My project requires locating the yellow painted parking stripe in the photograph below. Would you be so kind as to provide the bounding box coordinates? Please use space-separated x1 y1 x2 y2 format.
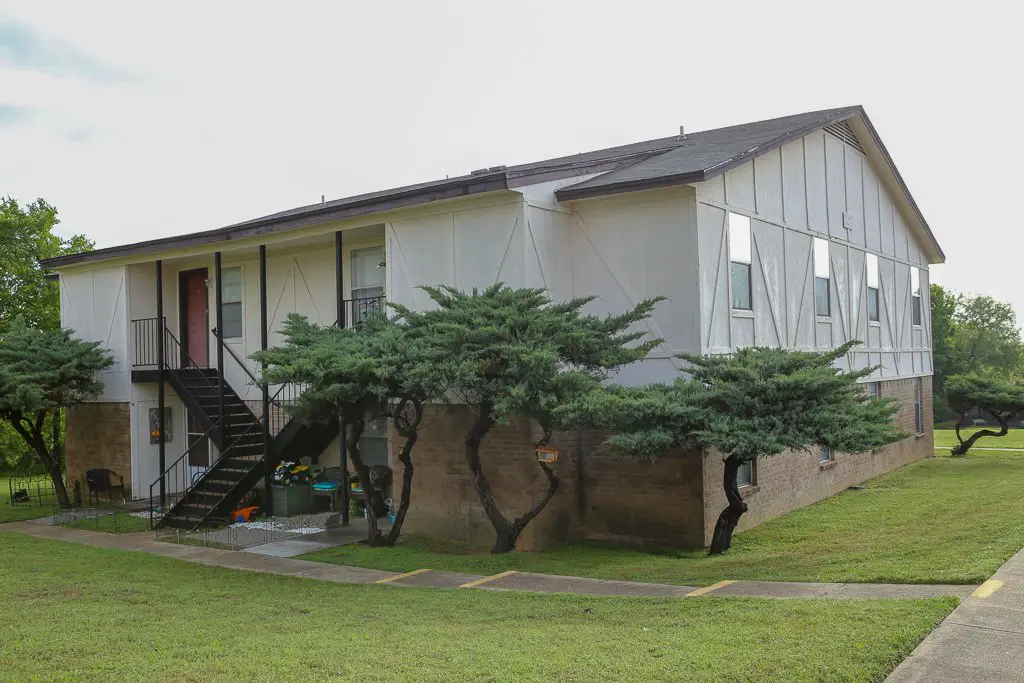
375 568 431 584
686 580 736 597
460 570 518 589
971 579 1004 598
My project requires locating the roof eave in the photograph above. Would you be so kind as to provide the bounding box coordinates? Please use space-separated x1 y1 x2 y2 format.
41 172 511 269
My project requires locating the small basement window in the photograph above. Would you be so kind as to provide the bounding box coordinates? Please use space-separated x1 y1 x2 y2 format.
819 446 835 463
736 459 754 488
814 237 830 317
866 253 880 323
729 213 752 311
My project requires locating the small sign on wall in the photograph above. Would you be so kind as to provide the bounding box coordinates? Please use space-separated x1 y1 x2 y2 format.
149 407 172 444
536 447 559 464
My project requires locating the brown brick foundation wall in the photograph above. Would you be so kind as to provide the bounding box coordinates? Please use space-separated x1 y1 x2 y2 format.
393 406 706 550
701 376 934 545
580 447 705 548
66 402 132 498
391 404 580 550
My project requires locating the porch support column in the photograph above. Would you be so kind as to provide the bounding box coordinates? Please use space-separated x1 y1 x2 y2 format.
156 259 166 506
259 245 273 516
335 230 350 525
214 251 225 443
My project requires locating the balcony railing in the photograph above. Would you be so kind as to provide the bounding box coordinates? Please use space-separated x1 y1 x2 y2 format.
130 295 386 370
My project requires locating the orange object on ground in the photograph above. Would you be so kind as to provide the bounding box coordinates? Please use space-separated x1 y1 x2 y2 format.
232 506 258 523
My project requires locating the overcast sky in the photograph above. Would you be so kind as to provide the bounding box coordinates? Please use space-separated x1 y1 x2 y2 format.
1 2 1019 317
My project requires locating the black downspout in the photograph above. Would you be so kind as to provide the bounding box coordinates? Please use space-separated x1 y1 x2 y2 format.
259 245 273 516
214 252 224 448
335 230 349 525
156 259 166 506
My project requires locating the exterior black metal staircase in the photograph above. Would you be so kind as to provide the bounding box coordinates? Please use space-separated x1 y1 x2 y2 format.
131 319 338 530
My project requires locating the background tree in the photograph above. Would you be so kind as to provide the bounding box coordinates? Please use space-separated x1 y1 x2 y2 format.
394 285 662 553
560 342 904 555
953 295 1024 375
255 312 445 546
930 284 962 413
944 374 1024 455
0 324 112 506
0 197 93 473
0 197 93 331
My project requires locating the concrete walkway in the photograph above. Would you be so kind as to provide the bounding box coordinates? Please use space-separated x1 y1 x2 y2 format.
1 521 975 600
886 548 1024 682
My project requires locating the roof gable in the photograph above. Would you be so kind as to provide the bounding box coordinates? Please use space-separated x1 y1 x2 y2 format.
555 106 943 263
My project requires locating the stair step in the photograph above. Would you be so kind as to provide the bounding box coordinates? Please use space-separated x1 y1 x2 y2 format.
219 457 261 470
188 493 225 506
176 504 214 518
203 469 248 483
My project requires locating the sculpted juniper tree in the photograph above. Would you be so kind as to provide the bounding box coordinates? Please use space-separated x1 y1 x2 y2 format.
558 342 903 555
254 312 446 546
0 324 112 507
944 374 1024 456
393 285 662 554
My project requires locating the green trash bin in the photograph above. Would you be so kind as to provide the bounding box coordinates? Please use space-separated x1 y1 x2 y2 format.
270 483 312 517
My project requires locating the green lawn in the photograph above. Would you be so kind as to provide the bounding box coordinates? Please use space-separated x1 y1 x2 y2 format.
0 533 954 682
1 475 60 524
303 450 1024 586
63 511 151 534
934 427 1024 450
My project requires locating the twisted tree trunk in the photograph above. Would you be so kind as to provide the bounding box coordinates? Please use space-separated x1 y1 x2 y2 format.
708 453 748 556
344 414 388 546
383 400 422 547
952 411 1011 456
464 402 560 554
9 412 70 509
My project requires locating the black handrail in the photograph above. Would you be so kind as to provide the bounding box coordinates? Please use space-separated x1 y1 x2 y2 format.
211 327 262 388
188 416 266 527
149 415 226 528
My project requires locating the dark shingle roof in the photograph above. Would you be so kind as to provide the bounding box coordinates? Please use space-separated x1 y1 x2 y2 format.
42 105 943 267
555 107 858 200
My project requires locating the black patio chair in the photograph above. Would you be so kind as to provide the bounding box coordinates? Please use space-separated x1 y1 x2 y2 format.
85 469 126 506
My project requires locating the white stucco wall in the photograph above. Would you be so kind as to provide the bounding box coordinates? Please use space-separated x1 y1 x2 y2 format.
693 128 933 379
59 265 130 401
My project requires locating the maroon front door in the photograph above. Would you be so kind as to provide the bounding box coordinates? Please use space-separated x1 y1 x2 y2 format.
180 269 209 367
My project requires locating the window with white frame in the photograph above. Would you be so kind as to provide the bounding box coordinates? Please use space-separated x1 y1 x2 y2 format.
865 381 880 398
220 266 243 339
814 237 831 317
911 268 922 326
736 459 754 488
866 253 880 323
820 446 835 463
914 377 924 433
729 213 752 311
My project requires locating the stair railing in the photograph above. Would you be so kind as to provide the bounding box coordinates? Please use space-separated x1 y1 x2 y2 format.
186 416 267 527
148 416 226 528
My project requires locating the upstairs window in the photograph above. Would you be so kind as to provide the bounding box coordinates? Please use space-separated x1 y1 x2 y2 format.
866 253 880 323
729 213 752 311
911 268 922 326
814 237 831 317
220 267 243 339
